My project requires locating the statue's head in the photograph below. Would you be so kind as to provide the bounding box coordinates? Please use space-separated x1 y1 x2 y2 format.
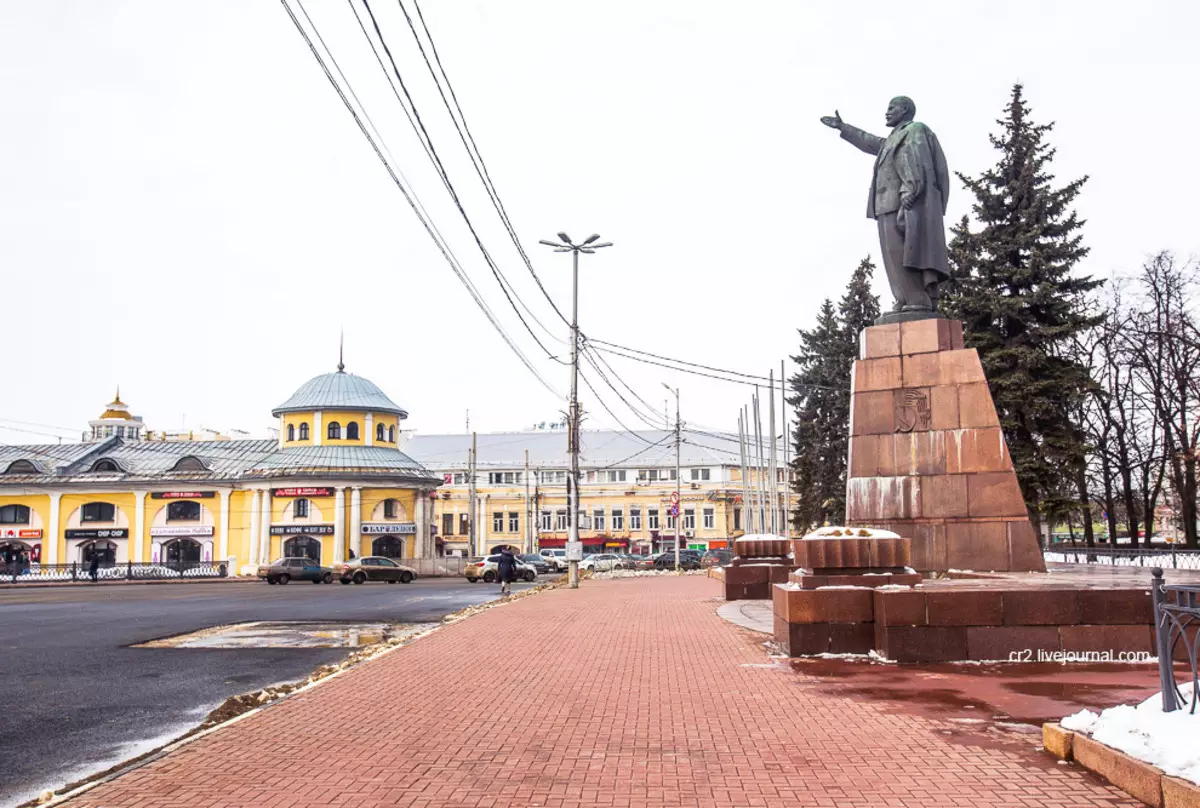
885 96 916 127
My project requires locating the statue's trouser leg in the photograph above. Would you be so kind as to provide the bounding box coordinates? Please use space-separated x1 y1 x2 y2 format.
877 213 932 310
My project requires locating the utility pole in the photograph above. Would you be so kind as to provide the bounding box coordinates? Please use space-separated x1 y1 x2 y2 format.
768 370 779 536
738 410 751 538
540 232 612 589
524 449 531 554
753 390 766 533
664 384 681 572
782 359 790 539
468 432 477 556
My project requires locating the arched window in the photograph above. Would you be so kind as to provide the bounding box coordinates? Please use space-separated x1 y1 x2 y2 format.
372 536 404 558
294 498 310 518
4 459 40 475
163 539 201 564
327 421 341 440
287 424 295 441
81 541 118 566
298 422 310 440
376 423 385 442
0 504 31 524
170 456 208 472
167 500 200 521
383 499 399 519
81 502 116 522
283 535 321 562
91 459 122 473
388 425 396 443
346 422 359 440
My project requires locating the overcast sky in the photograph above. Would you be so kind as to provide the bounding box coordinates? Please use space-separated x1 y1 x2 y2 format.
2 0 1197 448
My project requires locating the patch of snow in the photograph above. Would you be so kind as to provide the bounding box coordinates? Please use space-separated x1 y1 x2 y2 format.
1061 684 1199 785
815 585 869 590
903 567 917 573
875 584 916 590
947 568 976 573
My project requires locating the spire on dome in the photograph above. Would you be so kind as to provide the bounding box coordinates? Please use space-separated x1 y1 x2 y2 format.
337 329 345 373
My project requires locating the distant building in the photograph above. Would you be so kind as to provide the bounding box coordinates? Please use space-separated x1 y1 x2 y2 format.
405 429 792 557
0 366 438 571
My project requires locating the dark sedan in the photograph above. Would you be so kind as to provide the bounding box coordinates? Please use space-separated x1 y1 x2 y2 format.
519 554 552 574
257 557 334 585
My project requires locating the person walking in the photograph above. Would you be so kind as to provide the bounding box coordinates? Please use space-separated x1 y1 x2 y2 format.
88 554 100 583
497 547 518 596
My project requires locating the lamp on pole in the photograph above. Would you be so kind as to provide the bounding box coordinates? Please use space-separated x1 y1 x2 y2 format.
663 383 681 573
539 233 612 589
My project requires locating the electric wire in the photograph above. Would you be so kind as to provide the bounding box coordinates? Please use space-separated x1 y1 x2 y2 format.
355 0 564 362
404 0 571 332
576 370 657 445
282 0 563 399
580 350 669 431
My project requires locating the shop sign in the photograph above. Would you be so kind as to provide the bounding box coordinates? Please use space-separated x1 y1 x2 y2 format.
1 528 42 539
150 525 215 537
150 491 215 499
269 524 334 535
65 528 129 539
360 522 416 535
271 487 333 498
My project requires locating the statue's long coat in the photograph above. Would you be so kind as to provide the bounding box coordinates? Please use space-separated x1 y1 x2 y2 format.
840 121 950 279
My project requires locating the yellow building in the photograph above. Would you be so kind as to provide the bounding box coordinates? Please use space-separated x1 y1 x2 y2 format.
404 429 793 557
0 364 439 574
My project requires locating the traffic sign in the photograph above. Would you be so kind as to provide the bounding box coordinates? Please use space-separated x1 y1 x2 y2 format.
669 504 680 517
670 491 679 504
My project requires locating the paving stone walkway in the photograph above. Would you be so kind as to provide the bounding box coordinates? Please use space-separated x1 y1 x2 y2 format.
62 577 1138 807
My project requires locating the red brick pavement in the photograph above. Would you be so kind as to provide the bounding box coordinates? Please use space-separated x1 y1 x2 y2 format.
62 577 1139 807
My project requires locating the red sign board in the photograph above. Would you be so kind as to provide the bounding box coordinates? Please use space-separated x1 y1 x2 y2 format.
271 487 333 498
150 491 216 500
1 528 42 539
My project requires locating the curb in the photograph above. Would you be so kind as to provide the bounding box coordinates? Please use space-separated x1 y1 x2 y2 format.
1042 722 1200 808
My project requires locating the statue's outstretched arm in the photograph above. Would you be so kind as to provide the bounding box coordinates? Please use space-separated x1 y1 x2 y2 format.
838 123 884 156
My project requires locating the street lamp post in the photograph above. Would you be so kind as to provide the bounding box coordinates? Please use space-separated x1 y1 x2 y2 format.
539 233 612 589
663 384 681 573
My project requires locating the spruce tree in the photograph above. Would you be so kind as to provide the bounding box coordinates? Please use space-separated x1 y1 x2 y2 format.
940 84 1101 530
789 259 879 530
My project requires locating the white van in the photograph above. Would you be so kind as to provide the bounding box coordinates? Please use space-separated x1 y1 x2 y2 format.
539 548 567 571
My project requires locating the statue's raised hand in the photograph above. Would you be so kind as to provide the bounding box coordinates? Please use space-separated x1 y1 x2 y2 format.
820 110 843 130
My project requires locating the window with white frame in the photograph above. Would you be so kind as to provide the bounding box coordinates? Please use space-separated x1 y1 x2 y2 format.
294 498 310 519
487 472 522 485
690 468 711 481
452 472 468 485
493 512 504 532
629 506 641 530
541 470 566 484
683 507 695 530
605 470 626 483
647 508 659 530
555 510 567 530
508 512 519 533
666 511 677 530
592 507 605 532
703 507 714 529
540 510 551 531
611 507 624 531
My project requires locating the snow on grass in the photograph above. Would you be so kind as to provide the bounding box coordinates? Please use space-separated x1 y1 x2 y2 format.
1061 684 1198 784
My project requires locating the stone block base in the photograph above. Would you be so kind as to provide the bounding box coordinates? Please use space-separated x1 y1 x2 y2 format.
723 562 790 600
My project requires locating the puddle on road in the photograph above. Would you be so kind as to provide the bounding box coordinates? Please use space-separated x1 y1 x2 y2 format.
135 621 434 649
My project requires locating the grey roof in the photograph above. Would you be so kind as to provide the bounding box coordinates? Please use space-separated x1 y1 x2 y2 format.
404 428 768 471
272 372 407 418
244 446 437 482
0 438 436 485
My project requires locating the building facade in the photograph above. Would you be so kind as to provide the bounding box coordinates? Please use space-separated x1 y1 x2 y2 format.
0 366 439 573
404 429 792 557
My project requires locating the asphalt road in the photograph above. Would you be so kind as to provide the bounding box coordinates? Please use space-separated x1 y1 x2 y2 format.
0 575 552 807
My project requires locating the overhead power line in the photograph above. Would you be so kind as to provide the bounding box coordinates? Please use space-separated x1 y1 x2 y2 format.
282 0 563 399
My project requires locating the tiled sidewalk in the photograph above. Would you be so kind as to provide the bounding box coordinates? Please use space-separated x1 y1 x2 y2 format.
62 577 1138 807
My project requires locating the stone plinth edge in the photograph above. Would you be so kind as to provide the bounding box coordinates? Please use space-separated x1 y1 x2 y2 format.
1042 724 1200 808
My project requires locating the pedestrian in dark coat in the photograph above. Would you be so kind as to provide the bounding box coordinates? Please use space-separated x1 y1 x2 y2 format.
88 555 100 583
497 548 519 595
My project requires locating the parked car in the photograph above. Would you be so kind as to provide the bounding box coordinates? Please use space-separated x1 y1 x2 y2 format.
701 549 733 568
634 554 659 571
520 553 552 574
615 554 640 569
539 548 567 570
654 550 703 570
258 557 334 585
465 555 537 583
578 553 621 572
336 556 416 585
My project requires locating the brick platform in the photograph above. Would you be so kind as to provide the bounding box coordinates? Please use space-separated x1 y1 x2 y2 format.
59 577 1139 808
